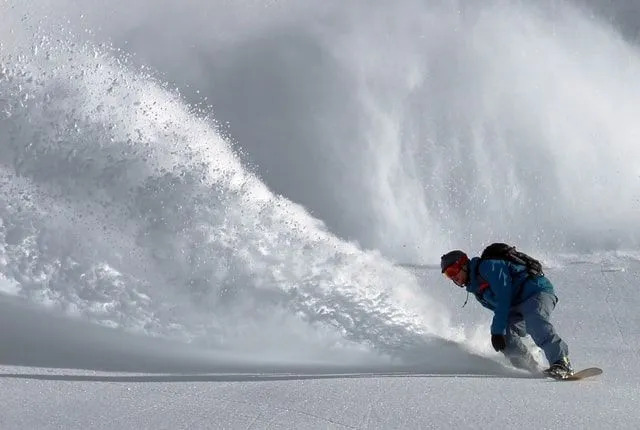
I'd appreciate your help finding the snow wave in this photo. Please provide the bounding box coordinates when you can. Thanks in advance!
[0,24,454,362]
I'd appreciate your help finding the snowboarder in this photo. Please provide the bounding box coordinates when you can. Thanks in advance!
[440,246,573,379]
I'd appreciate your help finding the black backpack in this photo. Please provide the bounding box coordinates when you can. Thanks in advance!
[479,243,544,278]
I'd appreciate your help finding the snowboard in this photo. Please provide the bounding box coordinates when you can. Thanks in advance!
[548,367,602,381]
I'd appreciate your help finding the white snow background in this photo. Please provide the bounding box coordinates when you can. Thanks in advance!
[1,1,640,429]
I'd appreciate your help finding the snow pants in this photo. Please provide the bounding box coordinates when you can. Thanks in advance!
[503,291,570,367]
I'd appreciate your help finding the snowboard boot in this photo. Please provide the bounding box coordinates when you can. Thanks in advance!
[544,357,574,380]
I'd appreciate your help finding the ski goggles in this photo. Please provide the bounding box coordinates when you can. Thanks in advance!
[443,259,466,279]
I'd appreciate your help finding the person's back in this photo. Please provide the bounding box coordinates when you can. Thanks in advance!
[468,257,553,304]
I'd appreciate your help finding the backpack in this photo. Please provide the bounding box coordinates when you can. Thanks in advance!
[479,243,544,278]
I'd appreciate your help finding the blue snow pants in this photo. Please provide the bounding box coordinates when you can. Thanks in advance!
[503,291,569,366]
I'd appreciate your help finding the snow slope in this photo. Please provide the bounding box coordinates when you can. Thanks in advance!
[0,259,639,429]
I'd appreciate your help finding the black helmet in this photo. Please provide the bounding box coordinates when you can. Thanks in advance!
[440,250,468,273]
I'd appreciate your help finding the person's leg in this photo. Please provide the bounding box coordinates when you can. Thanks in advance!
[503,313,539,372]
[519,292,569,366]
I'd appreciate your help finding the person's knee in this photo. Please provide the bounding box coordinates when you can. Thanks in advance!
[522,311,555,340]
[508,324,527,337]
[504,336,527,355]
[528,324,559,346]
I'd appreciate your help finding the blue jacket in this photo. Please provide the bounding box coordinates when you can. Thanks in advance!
[466,257,554,335]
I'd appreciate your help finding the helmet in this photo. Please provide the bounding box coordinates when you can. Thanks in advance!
[440,250,468,273]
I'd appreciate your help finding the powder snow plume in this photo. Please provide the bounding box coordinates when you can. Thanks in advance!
[0,6,458,366]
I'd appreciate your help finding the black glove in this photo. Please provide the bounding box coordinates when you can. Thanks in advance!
[491,334,506,352]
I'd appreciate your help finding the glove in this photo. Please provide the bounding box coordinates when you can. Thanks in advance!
[491,334,506,352]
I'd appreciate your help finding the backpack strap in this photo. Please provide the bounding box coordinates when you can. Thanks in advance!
[473,261,491,300]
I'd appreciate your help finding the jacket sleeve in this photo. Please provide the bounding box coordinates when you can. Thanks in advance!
[482,260,514,335]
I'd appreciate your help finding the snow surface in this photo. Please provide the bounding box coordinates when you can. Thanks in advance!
[1,260,639,429]
[2,0,640,429]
